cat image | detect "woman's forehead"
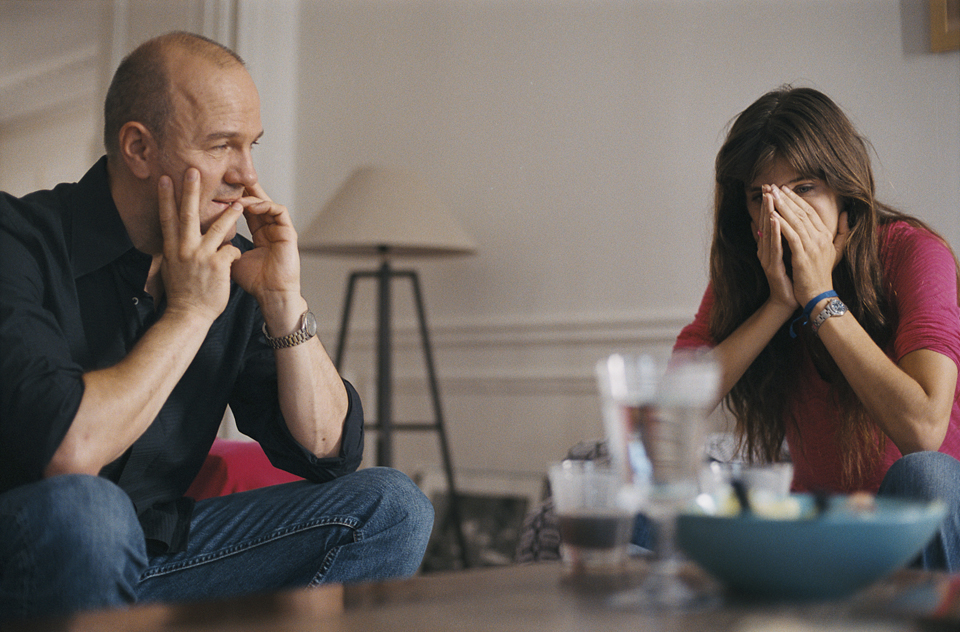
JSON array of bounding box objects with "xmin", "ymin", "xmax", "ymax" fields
[{"xmin": 747, "ymin": 153, "xmax": 818, "ymax": 189}]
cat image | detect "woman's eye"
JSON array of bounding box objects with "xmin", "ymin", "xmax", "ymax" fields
[{"xmin": 794, "ymin": 184, "xmax": 814, "ymax": 195}]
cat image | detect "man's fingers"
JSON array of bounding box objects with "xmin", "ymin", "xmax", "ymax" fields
[
  {"xmin": 177, "ymin": 168, "xmax": 202, "ymax": 249},
  {"xmin": 202, "ymin": 201, "xmax": 244, "ymax": 249},
  {"xmin": 244, "ymin": 182, "xmax": 272, "ymax": 203},
  {"xmin": 218, "ymin": 242, "xmax": 242, "ymax": 265},
  {"xmin": 240, "ymin": 195, "xmax": 285, "ymax": 219},
  {"xmin": 158, "ymin": 175, "xmax": 179, "ymax": 245},
  {"xmin": 239, "ymin": 195, "xmax": 295, "ymax": 239}
]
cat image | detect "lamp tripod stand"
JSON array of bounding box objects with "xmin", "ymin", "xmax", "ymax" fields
[{"xmin": 332, "ymin": 258, "xmax": 470, "ymax": 569}]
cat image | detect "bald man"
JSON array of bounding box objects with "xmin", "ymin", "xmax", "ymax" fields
[{"xmin": 0, "ymin": 32, "xmax": 433, "ymax": 622}]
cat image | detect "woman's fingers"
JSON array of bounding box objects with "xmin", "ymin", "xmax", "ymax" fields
[
  {"xmin": 755, "ymin": 188, "xmax": 797, "ymax": 309},
  {"xmin": 770, "ymin": 186, "xmax": 810, "ymax": 237},
  {"xmin": 774, "ymin": 185, "xmax": 833, "ymax": 240},
  {"xmin": 833, "ymin": 211, "xmax": 851, "ymax": 264}
]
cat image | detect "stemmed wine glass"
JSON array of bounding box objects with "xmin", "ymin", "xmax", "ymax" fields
[{"xmin": 596, "ymin": 350, "xmax": 720, "ymax": 608}]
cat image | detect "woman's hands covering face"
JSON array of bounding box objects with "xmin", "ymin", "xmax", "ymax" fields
[
  {"xmin": 756, "ymin": 184, "xmax": 798, "ymax": 311},
  {"xmin": 756, "ymin": 184, "xmax": 849, "ymax": 309}
]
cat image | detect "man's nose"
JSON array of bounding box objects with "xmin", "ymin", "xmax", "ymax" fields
[{"xmin": 226, "ymin": 150, "xmax": 257, "ymax": 188}]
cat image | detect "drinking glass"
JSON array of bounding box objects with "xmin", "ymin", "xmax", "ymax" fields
[
  {"xmin": 596, "ymin": 350, "xmax": 720, "ymax": 608},
  {"xmin": 548, "ymin": 461, "xmax": 637, "ymax": 577}
]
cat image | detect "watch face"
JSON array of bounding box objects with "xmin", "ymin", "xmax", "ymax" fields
[{"xmin": 304, "ymin": 311, "xmax": 317, "ymax": 336}]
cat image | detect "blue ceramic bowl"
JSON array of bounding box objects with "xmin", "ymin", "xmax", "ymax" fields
[{"xmin": 676, "ymin": 494, "xmax": 946, "ymax": 600}]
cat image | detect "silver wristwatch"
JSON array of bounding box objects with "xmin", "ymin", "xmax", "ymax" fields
[
  {"xmin": 262, "ymin": 310, "xmax": 317, "ymax": 349},
  {"xmin": 810, "ymin": 298, "xmax": 848, "ymax": 335}
]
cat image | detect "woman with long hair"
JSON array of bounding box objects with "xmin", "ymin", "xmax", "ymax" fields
[{"xmin": 677, "ymin": 86, "xmax": 960, "ymax": 570}]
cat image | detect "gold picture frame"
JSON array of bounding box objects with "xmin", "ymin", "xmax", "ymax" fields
[{"xmin": 930, "ymin": 0, "xmax": 960, "ymax": 52}]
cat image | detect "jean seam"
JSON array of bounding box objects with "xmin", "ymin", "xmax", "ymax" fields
[
  {"xmin": 140, "ymin": 516, "xmax": 361, "ymax": 580},
  {"xmin": 2, "ymin": 508, "xmax": 33, "ymax": 619},
  {"xmin": 309, "ymin": 519, "xmax": 365, "ymax": 586}
]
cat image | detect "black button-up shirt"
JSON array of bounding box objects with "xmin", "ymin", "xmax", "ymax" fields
[{"xmin": 0, "ymin": 157, "xmax": 364, "ymax": 552}]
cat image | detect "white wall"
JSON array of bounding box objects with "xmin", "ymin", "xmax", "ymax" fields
[
  {"xmin": 0, "ymin": 0, "xmax": 104, "ymax": 194},
  {"xmin": 1, "ymin": 0, "xmax": 958, "ymax": 499},
  {"xmin": 295, "ymin": 0, "xmax": 959, "ymax": 495}
]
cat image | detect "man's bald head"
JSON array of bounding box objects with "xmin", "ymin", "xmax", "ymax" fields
[{"xmin": 103, "ymin": 31, "xmax": 245, "ymax": 159}]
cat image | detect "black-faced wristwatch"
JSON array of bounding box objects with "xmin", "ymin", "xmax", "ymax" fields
[
  {"xmin": 262, "ymin": 310, "xmax": 317, "ymax": 349},
  {"xmin": 810, "ymin": 298, "xmax": 848, "ymax": 335}
]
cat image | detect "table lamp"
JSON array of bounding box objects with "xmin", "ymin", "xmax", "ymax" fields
[{"xmin": 300, "ymin": 166, "xmax": 476, "ymax": 568}]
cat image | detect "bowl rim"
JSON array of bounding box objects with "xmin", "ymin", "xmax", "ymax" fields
[{"xmin": 680, "ymin": 492, "xmax": 947, "ymax": 524}]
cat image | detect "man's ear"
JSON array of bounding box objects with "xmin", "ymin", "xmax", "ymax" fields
[{"xmin": 117, "ymin": 122, "xmax": 157, "ymax": 180}]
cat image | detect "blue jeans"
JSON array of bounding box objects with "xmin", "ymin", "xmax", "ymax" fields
[
  {"xmin": 0, "ymin": 467, "xmax": 433, "ymax": 622},
  {"xmin": 877, "ymin": 451, "xmax": 960, "ymax": 572}
]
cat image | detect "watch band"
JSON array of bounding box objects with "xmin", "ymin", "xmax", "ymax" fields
[
  {"xmin": 262, "ymin": 310, "xmax": 317, "ymax": 349},
  {"xmin": 810, "ymin": 298, "xmax": 848, "ymax": 335}
]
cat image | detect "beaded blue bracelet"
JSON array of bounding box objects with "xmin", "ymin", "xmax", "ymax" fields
[{"xmin": 789, "ymin": 290, "xmax": 838, "ymax": 338}]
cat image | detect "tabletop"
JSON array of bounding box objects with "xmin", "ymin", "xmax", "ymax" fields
[{"xmin": 11, "ymin": 561, "xmax": 960, "ymax": 631}]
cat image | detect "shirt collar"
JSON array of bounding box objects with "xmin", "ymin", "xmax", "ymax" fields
[{"xmin": 70, "ymin": 156, "xmax": 141, "ymax": 279}]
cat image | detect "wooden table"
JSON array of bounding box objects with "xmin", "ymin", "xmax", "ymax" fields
[{"xmin": 12, "ymin": 562, "xmax": 960, "ymax": 631}]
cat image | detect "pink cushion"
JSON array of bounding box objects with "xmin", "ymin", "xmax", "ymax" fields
[{"xmin": 185, "ymin": 438, "xmax": 303, "ymax": 501}]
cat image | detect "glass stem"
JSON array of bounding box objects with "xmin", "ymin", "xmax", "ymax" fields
[{"xmin": 655, "ymin": 515, "xmax": 678, "ymax": 566}]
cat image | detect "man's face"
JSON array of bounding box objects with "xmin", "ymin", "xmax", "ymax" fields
[{"xmin": 155, "ymin": 56, "xmax": 263, "ymax": 244}]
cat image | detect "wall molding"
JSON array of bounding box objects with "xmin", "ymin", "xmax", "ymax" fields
[
  {"xmin": 324, "ymin": 309, "xmax": 691, "ymax": 352},
  {"xmin": 327, "ymin": 310, "xmax": 693, "ymax": 396}
]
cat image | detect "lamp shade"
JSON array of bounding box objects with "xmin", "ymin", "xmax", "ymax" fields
[{"xmin": 301, "ymin": 166, "xmax": 477, "ymax": 258}]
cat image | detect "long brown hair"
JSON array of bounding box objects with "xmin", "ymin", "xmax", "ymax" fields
[{"xmin": 709, "ymin": 86, "xmax": 955, "ymax": 486}]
